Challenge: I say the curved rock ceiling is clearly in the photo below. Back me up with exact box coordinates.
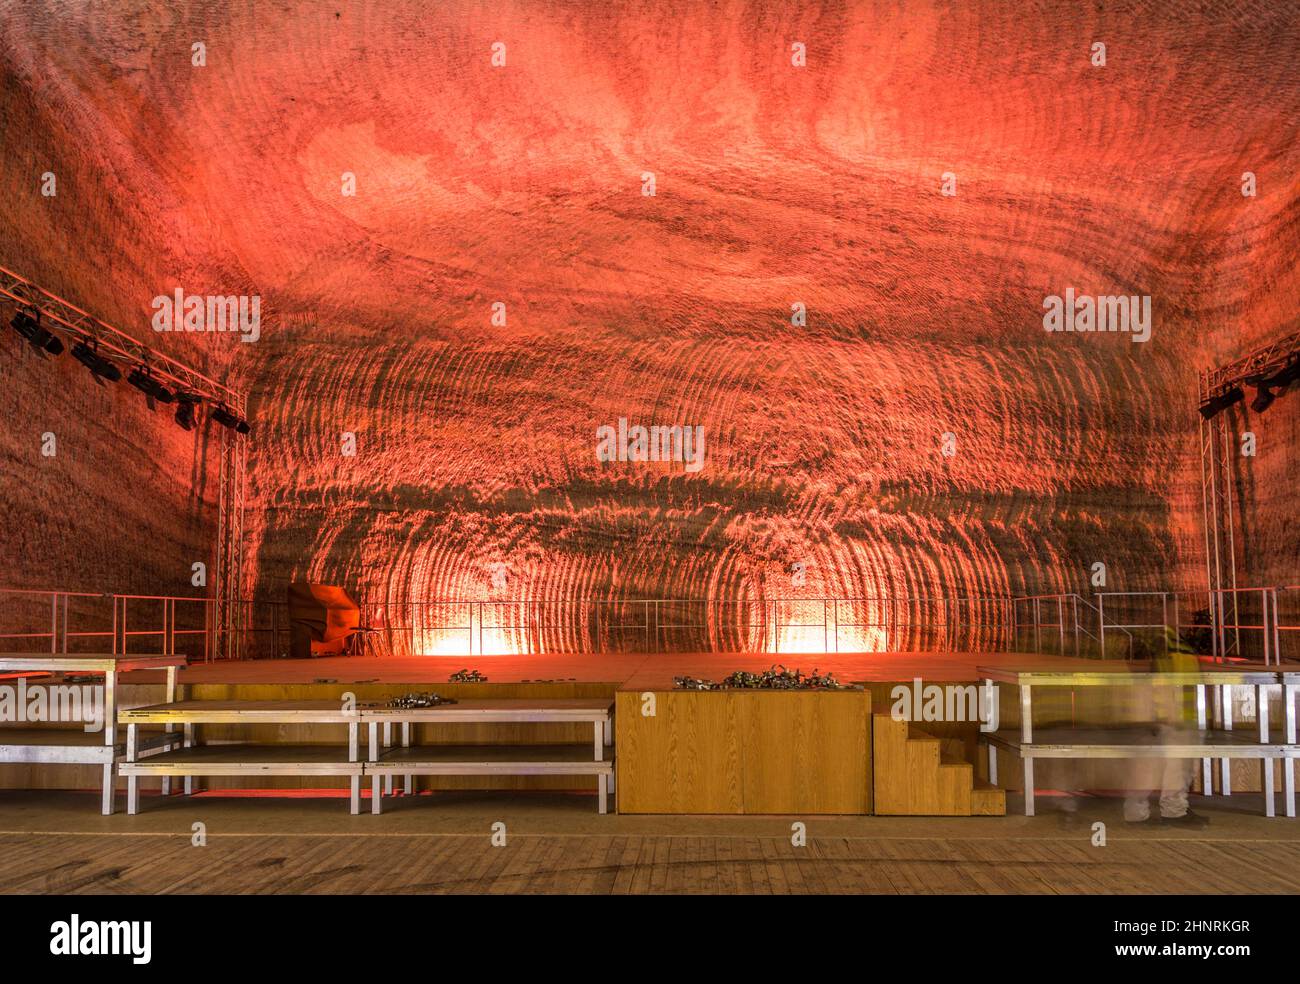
[2,2,1297,653]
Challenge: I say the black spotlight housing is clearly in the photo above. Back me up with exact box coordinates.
[1267,358,1300,390]
[9,310,63,357]
[1249,383,1275,414]
[173,392,201,431]
[127,366,175,406]
[70,340,122,384]
[1198,385,1244,420]
[210,404,251,435]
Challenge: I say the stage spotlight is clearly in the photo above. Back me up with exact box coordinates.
[173,393,201,431]
[70,340,122,384]
[1249,382,1275,414]
[9,309,64,356]
[1197,385,1244,420]
[1267,358,1300,390]
[127,366,175,406]
[210,404,251,435]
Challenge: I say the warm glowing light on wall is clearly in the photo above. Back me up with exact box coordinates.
[767,598,889,654]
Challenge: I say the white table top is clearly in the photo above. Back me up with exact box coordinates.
[0,653,186,674]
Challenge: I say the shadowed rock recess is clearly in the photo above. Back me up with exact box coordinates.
[1,2,1296,652]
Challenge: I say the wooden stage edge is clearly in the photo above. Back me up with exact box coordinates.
[124,650,1036,688]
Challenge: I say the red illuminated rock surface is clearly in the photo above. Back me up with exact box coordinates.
[0,2,1296,652]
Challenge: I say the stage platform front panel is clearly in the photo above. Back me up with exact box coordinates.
[614,689,872,815]
[115,651,1042,687]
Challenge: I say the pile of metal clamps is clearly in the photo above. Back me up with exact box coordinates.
[673,664,856,691]
[380,692,459,708]
[448,668,489,683]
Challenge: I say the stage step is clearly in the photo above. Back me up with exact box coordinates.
[970,780,1006,816]
[872,712,1006,816]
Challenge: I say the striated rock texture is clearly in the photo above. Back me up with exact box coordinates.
[1,1,1297,653]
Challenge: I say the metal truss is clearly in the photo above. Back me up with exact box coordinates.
[1203,327,1300,396]
[214,427,248,660]
[1198,383,1240,660]
[0,264,245,414]
[1,263,249,658]
[1198,327,1300,659]
[1195,327,1300,660]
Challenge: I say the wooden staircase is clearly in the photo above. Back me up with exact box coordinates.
[872,712,1005,816]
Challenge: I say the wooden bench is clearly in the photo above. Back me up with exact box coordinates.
[0,653,185,814]
[118,697,617,815]
[119,700,365,814]
[360,699,615,814]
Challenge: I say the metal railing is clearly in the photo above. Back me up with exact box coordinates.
[2,584,1294,663]
[1012,587,1291,665]
[1011,593,1135,659]
[237,595,1015,659]
[0,588,214,661]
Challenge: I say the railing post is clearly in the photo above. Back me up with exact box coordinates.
[1098,594,1105,659]
[1161,592,1169,653]
[1262,589,1270,666]
[1273,588,1282,667]
[1171,592,1180,653]
[882,597,890,652]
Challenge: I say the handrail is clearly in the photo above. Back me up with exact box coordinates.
[1010,593,1135,659]
[0,585,1292,662]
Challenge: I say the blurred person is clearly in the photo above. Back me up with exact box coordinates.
[1123,628,1208,827]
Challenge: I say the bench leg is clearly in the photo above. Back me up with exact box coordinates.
[184,722,193,800]
[403,722,412,795]
[372,775,383,815]
[101,763,116,816]
[1023,759,1034,817]
[1264,760,1276,818]
[987,742,997,786]
[127,774,139,815]
[349,776,360,815]
[1221,686,1233,795]
[383,723,393,795]
[1286,759,1296,819]
[598,774,607,815]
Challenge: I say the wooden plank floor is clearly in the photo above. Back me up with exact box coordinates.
[7,832,1300,894]
[2,793,1299,894]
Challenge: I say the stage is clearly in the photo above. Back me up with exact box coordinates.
[126,650,1033,688]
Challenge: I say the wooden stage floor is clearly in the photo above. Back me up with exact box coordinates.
[134,651,1035,688]
[0,790,1296,894]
